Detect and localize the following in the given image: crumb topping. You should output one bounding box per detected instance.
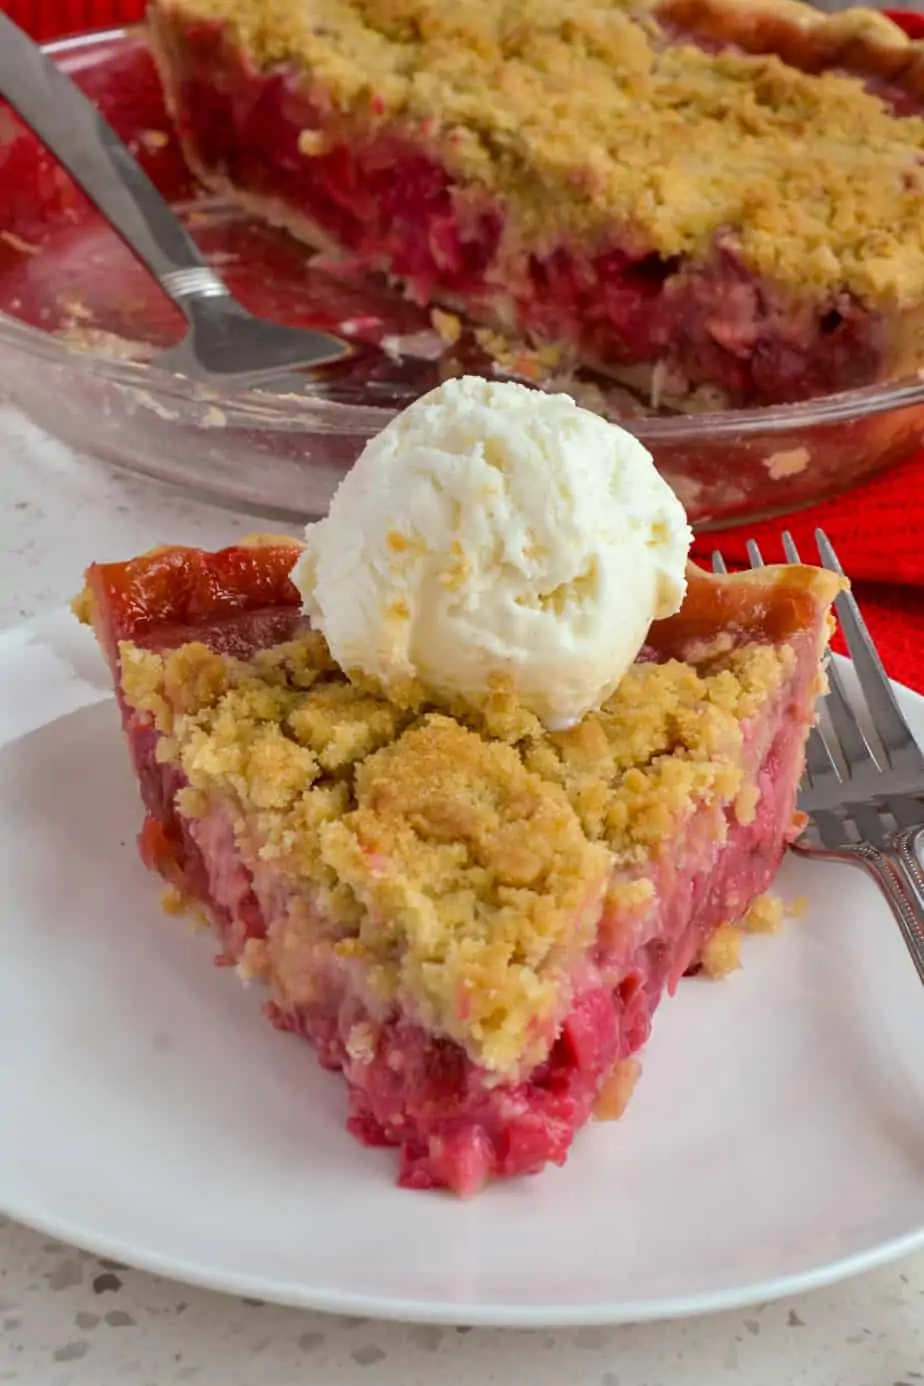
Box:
[71,587,93,625]
[743,892,784,934]
[699,922,742,977]
[120,628,789,1073]
[593,1055,641,1120]
[162,0,924,299]
[696,891,785,978]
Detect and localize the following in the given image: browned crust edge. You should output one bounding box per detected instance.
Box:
[76,538,845,658]
[658,0,924,97]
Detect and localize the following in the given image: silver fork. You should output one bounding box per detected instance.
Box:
[712,529,924,985]
[0,14,429,399]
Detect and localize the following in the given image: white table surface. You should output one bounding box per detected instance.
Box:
[3,400,924,1386]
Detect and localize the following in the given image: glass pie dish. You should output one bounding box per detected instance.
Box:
[1,14,924,527]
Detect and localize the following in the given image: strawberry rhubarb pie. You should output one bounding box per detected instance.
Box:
[78,380,841,1193]
[147,0,924,407]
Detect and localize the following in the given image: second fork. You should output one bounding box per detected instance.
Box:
[715,531,924,987]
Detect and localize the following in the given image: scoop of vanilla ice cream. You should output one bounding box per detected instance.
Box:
[292,376,692,729]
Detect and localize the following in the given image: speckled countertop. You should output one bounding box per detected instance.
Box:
[3,402,924,1386]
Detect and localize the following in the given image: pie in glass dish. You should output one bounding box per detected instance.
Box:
[146,0,924,408]
[76,538,842,1194]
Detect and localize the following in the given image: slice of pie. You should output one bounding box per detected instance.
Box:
[77,539,840,1194]
[147,0,924,408]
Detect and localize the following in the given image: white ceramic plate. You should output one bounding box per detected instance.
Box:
[3,611,924,1329]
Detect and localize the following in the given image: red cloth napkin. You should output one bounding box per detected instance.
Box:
[1,0,144,41]
[10,0,924,689]
[688,446,924,689]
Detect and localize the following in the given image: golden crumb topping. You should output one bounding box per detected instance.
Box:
[699,922,742,977]
[159,0,924,300]
[323,716,609,1069]
[119,628,789,1073]
[695,891,785,977]
[593,1055,641,1121]
[71,586,93,625]
[743,891,784,934]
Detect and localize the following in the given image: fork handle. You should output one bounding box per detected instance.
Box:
[856,839,924,987]
[0,16,227,315]
[895,828,924,903]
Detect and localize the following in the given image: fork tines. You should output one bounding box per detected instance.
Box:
[711,529,924,844]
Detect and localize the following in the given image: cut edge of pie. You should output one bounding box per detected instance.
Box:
[76,537,843,1194]
[147,0,924,407]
